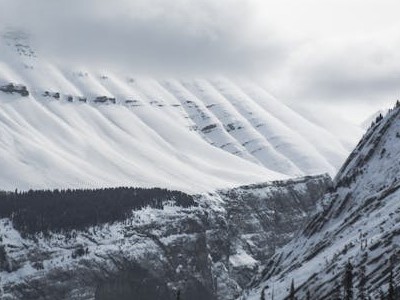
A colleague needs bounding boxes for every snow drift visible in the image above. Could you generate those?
[0,30,361,192]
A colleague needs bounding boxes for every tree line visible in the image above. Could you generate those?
[261,260,399,299]
[0,187,196,235]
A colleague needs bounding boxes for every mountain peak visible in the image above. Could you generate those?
[244,101,400,300]
[336,103,400,189]
[0,34,358,192]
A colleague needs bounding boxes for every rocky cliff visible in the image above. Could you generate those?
[0,175,331,300]
[243,103,400,300]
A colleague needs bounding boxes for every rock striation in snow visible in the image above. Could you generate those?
[0,30,358,192]
[243,102,400,300]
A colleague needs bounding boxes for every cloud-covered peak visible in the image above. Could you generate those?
[1,0,399,121]
[0,0,287,75]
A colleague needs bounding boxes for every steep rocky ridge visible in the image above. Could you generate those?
[0,175,331,300]
[243,103,400,300]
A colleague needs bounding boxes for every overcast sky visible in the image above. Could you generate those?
[1,0,399,122]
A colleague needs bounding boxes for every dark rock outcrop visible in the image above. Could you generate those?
[0,83,29,97]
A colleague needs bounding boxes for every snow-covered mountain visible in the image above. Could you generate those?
[360,109,387,130]
[0,29,360,192]
[0,175,331,300]
[3,24,398,300]
[243,102,400,299]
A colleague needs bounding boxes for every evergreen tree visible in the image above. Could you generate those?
[289,279,296,300]
[343,261,354,300]
[376,113,383,123]
[388,268,395,300]
[306,289,311,300]
[358,264,367,300]
[260,287,265,300]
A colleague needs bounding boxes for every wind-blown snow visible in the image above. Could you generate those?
[0,30,360,192]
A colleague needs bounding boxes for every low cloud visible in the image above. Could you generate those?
[1,0,400,115]
[0,0,288,75]
[264,34,400,108]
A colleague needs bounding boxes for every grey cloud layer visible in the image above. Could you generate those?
[0,0,288,74]
[267,35,400,104]
[1,0,399,108]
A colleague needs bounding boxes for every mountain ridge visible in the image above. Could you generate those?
[243,102,400,300]
[0,29,360,192]
[0,174,331,300]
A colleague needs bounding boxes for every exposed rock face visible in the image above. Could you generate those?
[0,83,29,97]
[217,176,331,290]
[0,175,331,300]
[243,104,400,300]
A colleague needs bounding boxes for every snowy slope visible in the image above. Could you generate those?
[0,30,358,192]
[243,103,400,300]
[360,109,387,130]
[0,175,331,300]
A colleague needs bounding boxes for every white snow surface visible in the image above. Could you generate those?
[0,30,360,192]
[243,104,400,300]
